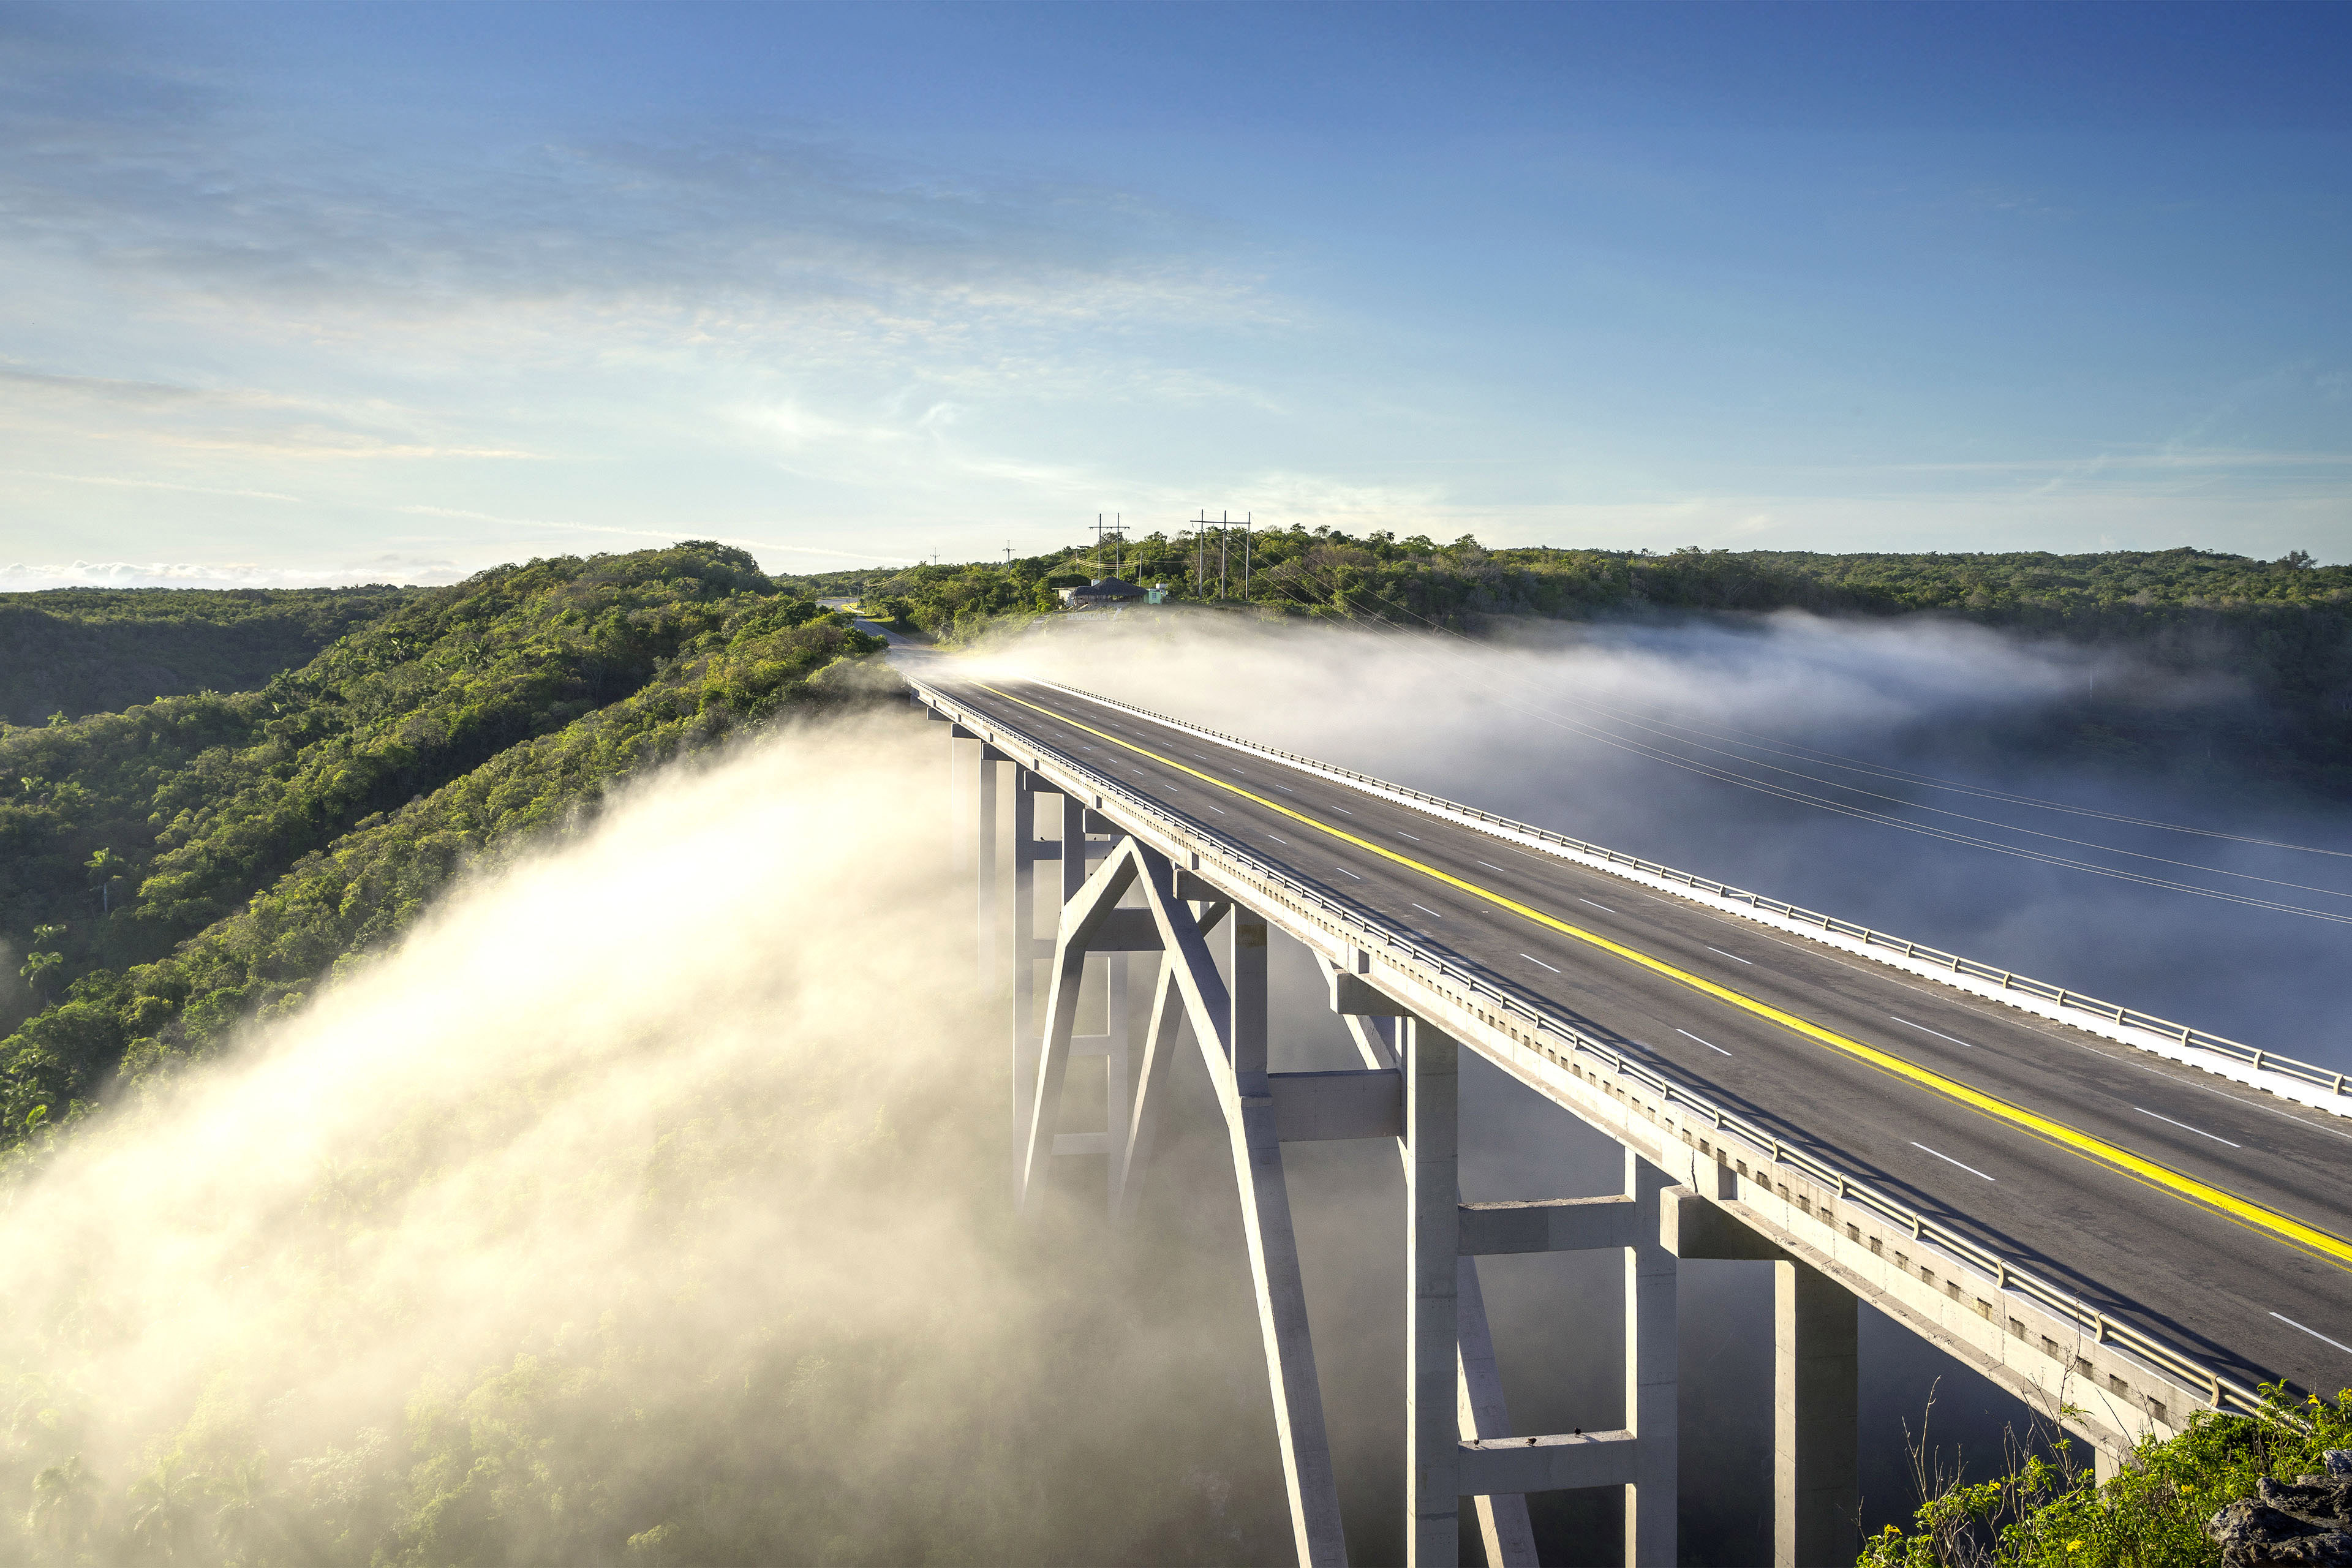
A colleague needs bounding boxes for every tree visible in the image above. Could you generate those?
[209,1453,272,1564]
[20,925,65,999]
[86,848,127,914]
[126,1454,205,1562]
[28,1453,98,1555]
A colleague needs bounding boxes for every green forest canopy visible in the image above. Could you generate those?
[825,533,2351,794]
[1,543,886,1156]
[0,585,409,726]
[6,532,2348,1163]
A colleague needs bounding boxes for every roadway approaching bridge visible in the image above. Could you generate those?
[908,665,2352,1568]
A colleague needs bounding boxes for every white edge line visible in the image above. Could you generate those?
[1031,680,2352,1123]
[1911,1141,1997,1182]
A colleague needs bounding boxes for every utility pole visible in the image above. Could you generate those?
[1196,510,1246,601]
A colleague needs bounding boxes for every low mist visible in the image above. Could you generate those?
[1,714,1289,1566]
[974,608,2352,1067]
[971,606,2352,1558]
[11,609,2340,1566]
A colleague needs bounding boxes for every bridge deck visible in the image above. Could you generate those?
[939,671,2352,1404]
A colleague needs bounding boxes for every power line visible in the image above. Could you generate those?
[1243,549,2352,921]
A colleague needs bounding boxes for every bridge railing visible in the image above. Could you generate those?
[1043,681,2350,1107]
[921,677,2278,1423]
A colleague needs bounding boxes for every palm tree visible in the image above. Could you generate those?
[86,847,128,914]
[19,924,65,1000]
[210,1454,273,1565]
[28,1453,98,1556]
[126,1453,205,1563]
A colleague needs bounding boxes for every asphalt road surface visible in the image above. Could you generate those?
[931,669,2352,1404]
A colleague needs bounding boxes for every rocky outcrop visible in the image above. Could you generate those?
[2207,1455,2352,1567]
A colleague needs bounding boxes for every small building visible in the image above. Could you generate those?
[1058,576,1148,608]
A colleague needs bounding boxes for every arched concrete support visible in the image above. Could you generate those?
[1022,836,1348,1567]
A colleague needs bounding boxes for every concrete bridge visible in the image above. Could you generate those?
[908,668,2352,1568]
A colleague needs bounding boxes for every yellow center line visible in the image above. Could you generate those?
[974,680,2352,1270]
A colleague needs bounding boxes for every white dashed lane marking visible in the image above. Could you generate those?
[2135,1107,2240,1148]
[1912,1142,1996,1182]
[1890,1016,1973,1049]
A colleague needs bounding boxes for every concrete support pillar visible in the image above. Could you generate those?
[1774,1257,1860,1568]
[951,734,976,875]
[1228,908,1267,1076]
[1057,795,1087,904]
[1458,1257,1539,1567]
[1626,1153,1678,1568]
[1011,774,1037,1062]
[1405,1015,1461,1568]
[1104,940,1129,1210]
[975,748,1001,982]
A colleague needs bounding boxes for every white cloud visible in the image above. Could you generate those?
[0,557,464,589]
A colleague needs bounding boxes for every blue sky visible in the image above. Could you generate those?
[2,1,2348,584]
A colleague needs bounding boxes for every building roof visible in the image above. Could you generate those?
[1063,576,1147,600]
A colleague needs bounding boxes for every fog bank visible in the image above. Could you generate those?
[1,714,1286,1566]
[976,608,2352,1068]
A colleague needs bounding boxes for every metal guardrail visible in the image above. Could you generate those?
[919,677,2280,1421]
[1045,682,2350,1106]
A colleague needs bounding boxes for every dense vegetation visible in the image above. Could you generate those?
[1862,1384,2351,1567]
[0,586,407,726]
[807,532,2352,793]
[1,543,885,1156]
[7,529,2347,1156]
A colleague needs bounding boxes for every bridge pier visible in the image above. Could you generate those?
[1776,1257,1861,1568]
[1404,1016,1462,1567]
[919,682,2271,1566]
[962,735,1854,1568]
[1670,1190,1861,1566]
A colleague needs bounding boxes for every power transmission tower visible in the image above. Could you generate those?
[1194,510,1248,600]
[1091,513,1126,577]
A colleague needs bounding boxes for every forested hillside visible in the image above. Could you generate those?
[1,543,887,1155]
[0,586,407,725]
[10,529,2347,1158]
[824,532,2352,793]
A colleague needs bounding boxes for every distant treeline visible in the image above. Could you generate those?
[788,535,2352,793]
[1,543,888,1157]
[0,585,409,726]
